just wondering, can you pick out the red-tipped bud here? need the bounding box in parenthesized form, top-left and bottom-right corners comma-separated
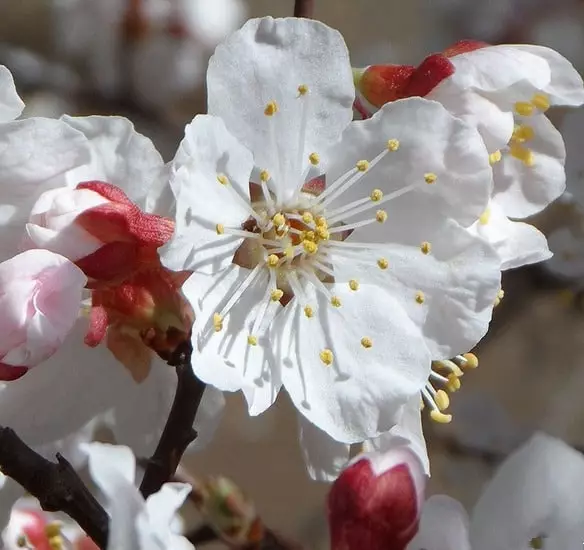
(327, 447, 426, 550)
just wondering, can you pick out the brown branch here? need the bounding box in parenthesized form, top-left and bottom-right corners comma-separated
(139, 340, 206, 498)
(293, 0, 314, 18)
(0, 427, 109, 549)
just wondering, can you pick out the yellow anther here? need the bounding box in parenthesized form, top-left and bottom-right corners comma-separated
(489, 150, 502, 164)
(16, 535, 28, 548)
(424, 172, 437, 184)
(377, 258, 389, 270)
(370, 189, 383, 202)
(356, 160, 370, 172)
(387, 139, 400, 151)
(316, 226, 330, 240)
(273, 213, 286, 227)
(271, 289, 284, 302)
(264, 100, 279, 116)
(446, 373, 461, 392)
(213, 313, 223, 332)
(515, 101, 535, 116)
(360, 337, 373, 349)
(260, 170, 270, 182)
(430, 409, 452, 424)
(216, 223, 225, 235)
(415, 291, 425, 304)
(309, 152, 320, 165)
(315, 216, 327, 228)
(435, 389, 450, 411)
(45, 523, 62, 539)
(494, 288, 505, 307)
(298, 84, 309, 95)
(302, 212, 314, 224)
(304, 305, 314, 318)
(303, 230, 316, 241)
(376, 210, 388, 223)
(462, 352, 479, 369)
(48, 536, 65, 550)
(319, 348, 334, 365)
(420, 241, 431, 255)
(267, 254, 280, 267)
(217, 174, 229, 185)
(303, 240, 318, 254)
(510, 143, 535, 166)
(513, 124, 535, 142)
(330, 296, 342, 307)
(349, 279, 359, 291)
(479, 208, 491, 225)
(247, 335, 258, 346)
(531, 93, 550, 112)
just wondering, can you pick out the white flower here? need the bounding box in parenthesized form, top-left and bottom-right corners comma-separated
(354, 43, 584, 270)
(83, 442, 193, 550)
(0, 114, 224, 526)
(51, 0, 246, 110)
(407, 433, 584, 550)
(161, 17, 501, 443)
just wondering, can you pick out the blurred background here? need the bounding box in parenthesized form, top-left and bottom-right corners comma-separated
(3, 0, 584, 547)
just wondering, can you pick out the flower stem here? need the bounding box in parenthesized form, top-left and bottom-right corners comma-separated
(294, 0, 314, 18)
(0, 427, 109, 548)
(139, 339, 207, 498)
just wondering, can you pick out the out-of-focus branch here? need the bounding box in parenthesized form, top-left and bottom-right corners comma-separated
(0, 427, 109, 549)
(139, 340, 206, 498)
(294, 0, 314, 18)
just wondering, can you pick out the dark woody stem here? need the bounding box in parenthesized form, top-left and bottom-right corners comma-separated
(0, 427, 109, 548)
(294, 0, 314, 18)
(139, 339, 207, 498)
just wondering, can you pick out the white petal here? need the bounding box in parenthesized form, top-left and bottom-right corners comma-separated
(472, 200, 551, 270)
(407, 495, 471, 550)
(207, 17, 354, 199)
(271, 283, 431, 443)
(0, 479, 24, 532)
(298, 415, 351, 482)
(107, 358, 176, 459)
(512, 45, 584, 106)
(183, 266, 282, 416)
(61, 115, 165, 212)
(161, 115, 254, 274)
(428, 79, 515, 152)
(144, 482, 191, 539)
(325, 97, 492, 227)
(187, 386, 225, 452)
(332, 221, 501, 359)
(0, 320, 156, 448)
(546, 226, 584, 280)
(365, 395, 429, 476)
(470, 433, 584, 550)
(83, 442, 143, 550)
(0, 66, 24, 123)
(493, 114, 565, 218)
(448, 45, 552, 93)
(0, 118, 90, 262)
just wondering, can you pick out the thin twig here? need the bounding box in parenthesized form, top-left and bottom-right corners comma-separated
(0, 427, 109, 549)
(139, 340, 206, 498)
(293, 0, 314, 18)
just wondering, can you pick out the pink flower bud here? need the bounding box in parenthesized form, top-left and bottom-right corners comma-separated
(0, 249, 87, 378)
(327, 447, 426, 550)
(25, 186, 109, 261)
